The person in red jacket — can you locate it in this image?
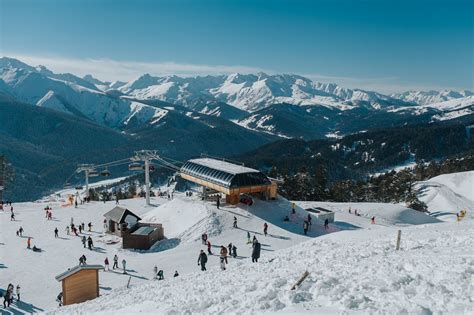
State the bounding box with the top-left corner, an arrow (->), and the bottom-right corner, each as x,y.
207,240 -> 212,255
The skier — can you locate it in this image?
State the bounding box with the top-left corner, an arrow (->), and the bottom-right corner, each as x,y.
220,257 -> 226,271
324,218 -> 329,230
115,195 -> 119,205
207,240 -> 212,255
122,259 -> 127,274
157,270 -> 164,280
113,254 -> 119,269
65,226 -> 70,235
228,243 -> 233,258
88,222 -> 92,232
233,216 -> 238,228
220,245 -> 228,264
81,236 -> 87,248
247,231 -> 251,244
75,200 -> 78,208
173,270 -> 179,277
79,254 -> 87,265
79,225 -> 83,234
103,218 -> 107,229
104,257 -> 110,271
54,227 -> 59,238
15,285 -> 20,301
27,237 -> 31,249
81,222 -> 85,231
10,212 -> 15,221
371,216 -> 375,224
216,196 -> 220,209
87,236 -> 93,250
252,235 -> 257,245
18,226 -> 23,237
232,245 -> 237,258
349,207 -> 352,214
252,240 -> 261,263
3,284 -> 12,308
201,233 -> 207,245
303,220 -> 309,235
56,292 -> 63,307
263,223 -> 268,236
198,250 -> 208,271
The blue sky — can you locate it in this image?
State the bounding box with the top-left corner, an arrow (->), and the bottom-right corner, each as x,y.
1,0 -> 473,93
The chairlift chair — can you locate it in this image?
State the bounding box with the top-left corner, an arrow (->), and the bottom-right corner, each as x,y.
129,162 -> 142,171
89,170 -> 99,177
100,168 -> 111,177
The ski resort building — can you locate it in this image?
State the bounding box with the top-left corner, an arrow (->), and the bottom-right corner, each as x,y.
104,206 -> 164,250
55,264 -> 104,306
180,158 -> 278,204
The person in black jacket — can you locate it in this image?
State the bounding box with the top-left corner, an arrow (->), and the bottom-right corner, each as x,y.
198,250 -> 208,271
252,241 -> 261,263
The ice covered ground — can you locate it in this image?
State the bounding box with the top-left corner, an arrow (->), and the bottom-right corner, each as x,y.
1,174 -> 472,314
416,170 -> 474,222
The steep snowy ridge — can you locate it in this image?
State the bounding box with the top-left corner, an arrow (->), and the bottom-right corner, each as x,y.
392,90 -> 473,106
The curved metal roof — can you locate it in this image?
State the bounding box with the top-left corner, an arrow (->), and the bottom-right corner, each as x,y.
180,158 -> 271,188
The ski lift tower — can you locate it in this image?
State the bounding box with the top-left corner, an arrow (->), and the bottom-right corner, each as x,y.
76,164 -> 96,198
131,150 -> 160,206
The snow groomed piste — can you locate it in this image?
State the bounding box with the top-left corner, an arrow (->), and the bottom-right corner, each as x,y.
0,171 -> 473,314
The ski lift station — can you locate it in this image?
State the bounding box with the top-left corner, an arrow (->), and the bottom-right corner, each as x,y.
104,206 -> 164,250
180,158 -> 278,204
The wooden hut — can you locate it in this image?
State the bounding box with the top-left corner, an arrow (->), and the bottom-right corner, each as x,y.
104,206 -> 141,236
122,223 -> 164,250
180,158 -> 277,205
55,265 -> 104,306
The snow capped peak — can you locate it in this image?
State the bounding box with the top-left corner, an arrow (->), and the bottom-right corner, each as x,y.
392,89 -> 473,106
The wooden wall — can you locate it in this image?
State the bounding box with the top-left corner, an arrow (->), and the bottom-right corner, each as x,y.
62,269 -> 99,305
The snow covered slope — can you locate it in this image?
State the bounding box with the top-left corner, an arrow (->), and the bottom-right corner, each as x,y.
392,90 -> 473,106
52,212 -> 472,314
416,170 -> 474,221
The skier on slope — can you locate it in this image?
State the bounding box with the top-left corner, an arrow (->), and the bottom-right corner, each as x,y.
198,250 -> 208,271
247,231 -> 251,244
263,223 -> 268,236
232,245 -> 237,258
233,216 -> 238,228
324,218 -> 329,231
113,254 -> 119,269
81,236 -> 87,248
157,269 -> 164,280
88,222 -> 92,232
87,236 -> 93,250
228,243 -> 232,257
371,216 -> 375,224
252,240 -> 261,263
220,246 -> 228,264
15,285 -> 20,301
207,240 -> 212,255
104,257 -> 110,271
303,220 -> 309,235
54,227 -> 59,238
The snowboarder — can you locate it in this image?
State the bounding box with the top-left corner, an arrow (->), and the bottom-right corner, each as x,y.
233,216 -> 238,228
198,250 -> 208,271
104,257 -> 110,271
371,216 -> 375,224
247,231 -> 251,244
252,241 -> 261,263
263,223 -> 268,236
32,245 -> 42,252
216,196 -> 220,209
113,255 -> 119,269
232,245 -> 237,258
220,257 -> 226,271
303,220 -> 309,235
27,237 -> 31,249
65,226 -> 70,235
324,218 -> 329,230
173,270 -> 179,277
87,236 -> 93,250
81,236 -> 87,248
54,227 -> 59,238
220,246 -> 228,264
157,269 -> 164,280
122,259 -> 127,274
207,240 -> 212,255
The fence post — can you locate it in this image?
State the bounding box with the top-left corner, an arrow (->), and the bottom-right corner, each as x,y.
396,230 -> 402,250
291,271 -> 310,290
126,276 -> 132,288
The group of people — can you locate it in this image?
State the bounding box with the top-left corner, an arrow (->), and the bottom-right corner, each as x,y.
103,255 -> 127,273
2,284 -> 20,309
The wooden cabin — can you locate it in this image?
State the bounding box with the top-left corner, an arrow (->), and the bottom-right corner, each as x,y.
180,158 -> 278,205
122,222 -> 164,250
104,206 -> 141,236
55,265 -> 104,306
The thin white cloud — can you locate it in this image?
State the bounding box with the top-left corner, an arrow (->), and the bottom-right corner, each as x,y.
3,53 -> 267,82
3,53 -> 468,94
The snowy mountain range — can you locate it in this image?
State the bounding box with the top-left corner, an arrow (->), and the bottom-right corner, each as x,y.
1,56 -> 473,139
